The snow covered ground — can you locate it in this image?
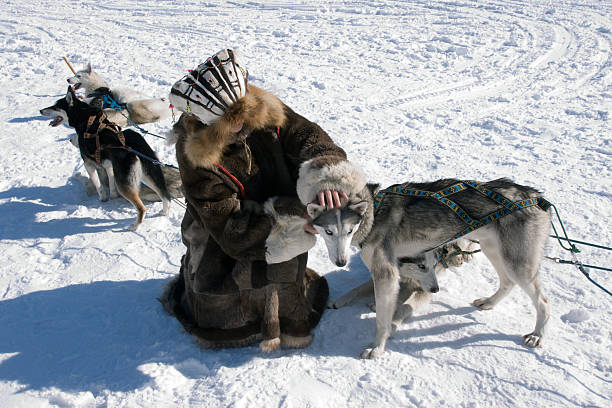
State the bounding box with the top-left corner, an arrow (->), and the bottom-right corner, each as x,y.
0,0 -> 610,406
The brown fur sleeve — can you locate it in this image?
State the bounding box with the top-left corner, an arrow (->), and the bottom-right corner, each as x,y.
278,106 -> 347,173
277,106 -> 366,204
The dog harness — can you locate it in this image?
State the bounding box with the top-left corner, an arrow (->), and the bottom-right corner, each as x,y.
87,93 -> 128,111
434,241 -> 482,269
372,180 -> 552,246
83,112 -> 126,164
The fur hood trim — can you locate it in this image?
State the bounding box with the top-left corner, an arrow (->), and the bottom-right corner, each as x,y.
296,157 -> 367,205
178,85 -> 286,169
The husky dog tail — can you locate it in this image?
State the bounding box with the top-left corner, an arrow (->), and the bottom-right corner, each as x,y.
123,129 -> 172,210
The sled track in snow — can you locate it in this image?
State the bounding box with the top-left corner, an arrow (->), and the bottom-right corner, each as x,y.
1,1 -> 611,407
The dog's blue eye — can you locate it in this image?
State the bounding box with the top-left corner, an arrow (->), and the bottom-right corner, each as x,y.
346,228 -> 353,234
325,229 -> 333,235
418,264 -> 426,270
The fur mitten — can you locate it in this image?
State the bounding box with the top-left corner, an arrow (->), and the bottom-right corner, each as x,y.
263,197 -> 316,264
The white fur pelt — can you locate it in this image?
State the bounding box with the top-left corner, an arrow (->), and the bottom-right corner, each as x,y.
263,197 -> 316,264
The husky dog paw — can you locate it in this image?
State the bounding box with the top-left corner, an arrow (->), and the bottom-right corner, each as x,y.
448,256 -> 465,267
523,332 -> 542,348
462,252 -> 475,263
472,297 -> 496,310
160,200 -> 171,217
128,223 -> 140,232
260,337 -> 281,352
98,192 -> 110,202
109,191 -> 119,199
326,299 -> 338,309
360,345 -> 385,359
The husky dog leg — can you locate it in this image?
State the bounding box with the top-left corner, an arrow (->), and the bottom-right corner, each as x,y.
474,218 -> 550,346
392,287 -> 432,328
514,219 -> 550,347
472,237 -> 516,310
110,159 -> 146,231
328,279 -> 374,309
519,277 -> 549,347
116,183 -> 146,231
362,274 -> 399,359
83,159 -> 108,201
101,159 -> 119,199
141,173 -> 171,216
360,247 -> 400,359
472,247 -> 549,346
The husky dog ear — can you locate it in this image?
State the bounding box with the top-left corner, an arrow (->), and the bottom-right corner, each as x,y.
86,62 -> 92,73
306,202 -> 325,220
66,86 -> 75,106
366,183 -> 380,196
349,201 -> 368,216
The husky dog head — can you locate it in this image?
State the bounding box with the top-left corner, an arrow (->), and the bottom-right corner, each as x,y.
40,95 -> 70,127
307,201 -> 368,267
40,86 -> 98,128
66,62 -> 107,93
397,251 -> 440,293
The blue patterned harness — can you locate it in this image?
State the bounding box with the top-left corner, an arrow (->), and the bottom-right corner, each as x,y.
372,180 -> 552,246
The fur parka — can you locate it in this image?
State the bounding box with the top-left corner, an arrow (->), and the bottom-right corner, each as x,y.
162,86 -> 366,349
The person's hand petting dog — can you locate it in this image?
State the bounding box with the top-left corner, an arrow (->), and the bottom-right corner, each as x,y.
303,189 -> 349,234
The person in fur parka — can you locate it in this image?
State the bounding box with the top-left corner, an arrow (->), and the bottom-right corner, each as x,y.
161,50 -> 366,351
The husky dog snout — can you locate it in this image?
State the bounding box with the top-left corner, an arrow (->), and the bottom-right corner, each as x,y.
307,201 -> 368,268
398,252 -> 440,294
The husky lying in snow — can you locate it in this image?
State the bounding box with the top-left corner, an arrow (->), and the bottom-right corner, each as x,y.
327,238 -> 479,312
40,87 -> 171,231
67,62 -> 170,128
308,178 -> 551,359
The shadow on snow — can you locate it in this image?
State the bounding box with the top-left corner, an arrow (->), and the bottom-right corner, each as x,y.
0,180 -> 138,240
0,279 -> 259,394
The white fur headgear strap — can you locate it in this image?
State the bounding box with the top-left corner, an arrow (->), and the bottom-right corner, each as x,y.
169,49 -> 248,124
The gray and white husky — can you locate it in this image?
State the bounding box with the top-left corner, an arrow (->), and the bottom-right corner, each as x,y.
307,178 -> 551,359
67,62 -> 170,128
327,238 -> 479,310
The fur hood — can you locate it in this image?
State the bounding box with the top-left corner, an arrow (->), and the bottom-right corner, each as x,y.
174,85 -> 286,169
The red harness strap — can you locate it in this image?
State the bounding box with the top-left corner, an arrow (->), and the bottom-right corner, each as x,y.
214,163 -> 248,200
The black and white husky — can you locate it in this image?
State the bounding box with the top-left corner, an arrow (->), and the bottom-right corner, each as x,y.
67,62 -> 170,128
40,87 -> 171,231
308,178 -> 551,359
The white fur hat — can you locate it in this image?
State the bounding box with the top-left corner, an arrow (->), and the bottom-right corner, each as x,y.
169,49 -> 248,124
